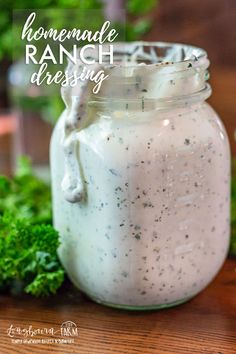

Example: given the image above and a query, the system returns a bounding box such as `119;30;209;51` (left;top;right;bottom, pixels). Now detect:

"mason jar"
50;42;230;310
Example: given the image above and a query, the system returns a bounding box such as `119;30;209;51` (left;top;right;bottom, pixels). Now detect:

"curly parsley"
0;157;64;296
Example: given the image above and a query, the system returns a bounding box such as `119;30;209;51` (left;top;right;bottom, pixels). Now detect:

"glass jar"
50;42;230;310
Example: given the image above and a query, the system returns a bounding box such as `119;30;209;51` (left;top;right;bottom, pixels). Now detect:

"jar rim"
98;41;209;73
63;41;211;109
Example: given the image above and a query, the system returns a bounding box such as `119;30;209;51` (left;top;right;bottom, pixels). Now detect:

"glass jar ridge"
67;42;212;110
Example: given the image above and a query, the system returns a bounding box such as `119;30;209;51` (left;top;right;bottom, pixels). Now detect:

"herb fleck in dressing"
51;42;230;309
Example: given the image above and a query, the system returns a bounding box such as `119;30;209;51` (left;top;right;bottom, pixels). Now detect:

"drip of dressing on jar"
61;43;200;203
61;59;104;203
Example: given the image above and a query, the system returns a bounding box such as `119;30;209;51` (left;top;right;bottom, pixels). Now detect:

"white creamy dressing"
51;43;230;308
61;43;208;203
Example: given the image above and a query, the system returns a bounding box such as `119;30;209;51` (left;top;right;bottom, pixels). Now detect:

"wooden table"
0;259;236;353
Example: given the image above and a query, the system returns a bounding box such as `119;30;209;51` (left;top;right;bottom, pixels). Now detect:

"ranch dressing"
51;42;230;309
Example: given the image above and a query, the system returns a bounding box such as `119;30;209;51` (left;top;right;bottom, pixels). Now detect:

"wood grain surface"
145;0;236;67
0;259;235;354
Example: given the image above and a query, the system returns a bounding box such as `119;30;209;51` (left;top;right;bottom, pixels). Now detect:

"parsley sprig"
0;157;64;296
